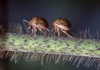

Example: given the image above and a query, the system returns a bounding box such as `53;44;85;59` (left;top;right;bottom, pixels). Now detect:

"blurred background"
0;0;100;70
7;0;100;35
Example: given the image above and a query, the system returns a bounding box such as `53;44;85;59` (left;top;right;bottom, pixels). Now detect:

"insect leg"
23;19;30;24
46;28;52;36
54;26;57;36
37;27;46;36
32;25;35;35
61;29;74;38
51;27;55;36
56;27;60;37
23;19;30;34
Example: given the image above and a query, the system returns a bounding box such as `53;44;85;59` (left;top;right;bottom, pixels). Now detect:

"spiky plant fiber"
0;22;100;70
0;32;100;69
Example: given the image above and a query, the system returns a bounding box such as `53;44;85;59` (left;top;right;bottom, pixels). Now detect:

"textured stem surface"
0;33;100;69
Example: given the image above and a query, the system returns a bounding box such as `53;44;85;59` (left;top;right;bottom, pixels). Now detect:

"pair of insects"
23;16;73;38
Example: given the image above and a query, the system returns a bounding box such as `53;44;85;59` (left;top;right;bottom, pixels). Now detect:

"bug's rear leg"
51;28;55;36
46;28;52;36
37;28;46;36
61;29;74;38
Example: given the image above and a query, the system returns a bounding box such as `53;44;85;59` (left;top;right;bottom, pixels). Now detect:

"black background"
7;0;100;36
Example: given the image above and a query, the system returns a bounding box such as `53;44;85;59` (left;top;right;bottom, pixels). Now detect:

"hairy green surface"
0;33;100;58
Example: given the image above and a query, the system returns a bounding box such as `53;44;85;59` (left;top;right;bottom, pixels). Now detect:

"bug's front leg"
31;25;37;36
23;19;30;34
23;19;30;29
31;28;34;35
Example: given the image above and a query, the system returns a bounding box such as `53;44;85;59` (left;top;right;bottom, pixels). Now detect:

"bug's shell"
29;17;38;25
38;17;48;28
29;17;48;29
53;18;71;30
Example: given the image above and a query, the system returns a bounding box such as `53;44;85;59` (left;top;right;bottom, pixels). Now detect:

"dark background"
7;0;100;36
0;0;100;70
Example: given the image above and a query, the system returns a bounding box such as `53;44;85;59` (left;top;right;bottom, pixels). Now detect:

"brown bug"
23;16;50;36
52;18;73;38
